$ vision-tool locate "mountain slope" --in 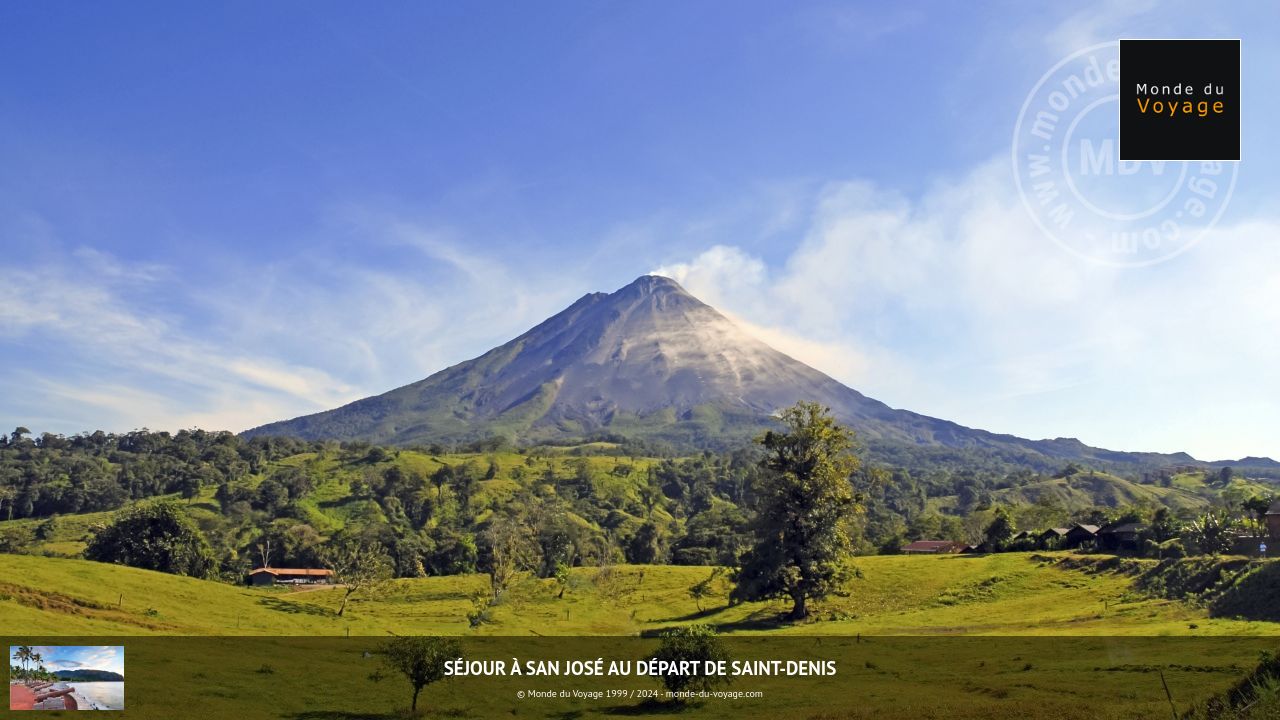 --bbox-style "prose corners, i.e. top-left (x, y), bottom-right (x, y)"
top-left (243, 275), bottom-right (1241, 469)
